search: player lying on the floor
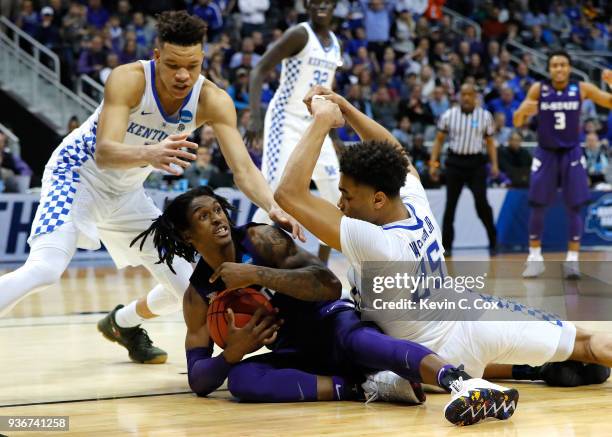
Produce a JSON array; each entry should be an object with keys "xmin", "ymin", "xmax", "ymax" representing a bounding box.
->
[
  {"xmin": 273, "ymin": 86, "xmax": 612, "ymax": 397},
  {"xmin": 131, "ymin": 186, "xmax": 518, "ymax": 426}
]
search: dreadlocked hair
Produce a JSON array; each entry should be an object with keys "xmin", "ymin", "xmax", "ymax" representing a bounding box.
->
[{"xmin": 130, "ymin": 186, "xmax": 236, "ymax": 274}]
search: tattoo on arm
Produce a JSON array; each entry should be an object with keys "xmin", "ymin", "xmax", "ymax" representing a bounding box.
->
[{"xmin": 251, "ymin": 226, "xmax": 342, "ymax": 301}]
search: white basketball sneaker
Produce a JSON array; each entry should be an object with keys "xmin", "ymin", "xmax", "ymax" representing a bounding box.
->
[
  {"xmin": 361, "ymin": 371, "xmax": 426, "ymax": 405},
  {"xmin": 522, "ymin": 254, "xmax": 545, "ymax": 278},
  {"xmin": 444, "ymin": 377, "xmax": 519, "ymax": 426}
]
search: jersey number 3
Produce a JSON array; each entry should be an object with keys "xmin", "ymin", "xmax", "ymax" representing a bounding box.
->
[{"xmin": 553, "ymin": 112, "xmax": 566, "ymax": 130}]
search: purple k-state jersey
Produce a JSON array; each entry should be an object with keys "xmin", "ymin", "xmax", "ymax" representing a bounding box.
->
[{"xmin": 537, "ymin": 81, "xmax": 582, "ymax": 149}]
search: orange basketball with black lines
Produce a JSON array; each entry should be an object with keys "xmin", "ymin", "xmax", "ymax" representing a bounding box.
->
[{"xmin": 207, "ymin": 288, "xmax": 274, "ymax": 349}]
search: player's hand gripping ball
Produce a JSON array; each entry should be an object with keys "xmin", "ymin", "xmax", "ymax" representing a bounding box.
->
[{"xmin": 207, "ymin": 288, "xmax": 274, "ymax": 348}]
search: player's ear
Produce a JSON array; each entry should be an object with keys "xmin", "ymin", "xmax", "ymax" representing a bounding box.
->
[
  {"xmin": 373, "ymin": 191, "xmax": 387, "ymax": 210},
  {"xmin": 153, "ymin": 47, "xmax": 161, "ymax": 62}
]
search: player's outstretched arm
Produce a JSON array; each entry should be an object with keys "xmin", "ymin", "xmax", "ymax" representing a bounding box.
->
[
  {"xmin": 203, "ymin": 84, "xmax": 304, "ymax": 241},
  {"xmin": 246, "ymin": 26, "xmax": 307, "ymax": 145},
  {"xmin": 95, "ymin": 64, "xmax": 198, "ymax": 174},
  {"xmin": 275, "ymin": 98, "xmax": 345, "ymax": 250},
  {"xmin": 513, "ymin": 82, "xmax": 540, "ymax": 127},
  {"xmin": 581, "ymin": 70, "xmax": 612, "ymax": 108},
  {"xmin": 209, "ymin": 225, "xmax": 342, "ymax": 301}
]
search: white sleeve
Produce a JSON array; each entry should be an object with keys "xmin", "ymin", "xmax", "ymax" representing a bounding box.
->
[
  {"xmin": 340, "ymin": 216, "xmax": 393, "ymax": 264},
  {"xmin": 437, "ymin": 109, "xmax": 450, "ymax": 132},
  {"xmin": 400, "ymin": 173, "xmax": 428, "ymax": 206}
]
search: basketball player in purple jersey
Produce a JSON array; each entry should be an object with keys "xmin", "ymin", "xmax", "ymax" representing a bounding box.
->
[
  {"xmin": 514, "ymin": 51, "xmax": 612, "ymax": 278},
  {"xmin": 133, "ymin": 186, "xmax": 518, "ymax": 426}
]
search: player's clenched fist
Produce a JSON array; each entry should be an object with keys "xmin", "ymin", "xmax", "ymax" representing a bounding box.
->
[
  {"xmin": 311, "ymin": 97, "xmax": 345, "ymax": 129},
  {"xmin": 303, "ymin": 85, "xmax": 347, "ymax": 115},
  {"xmin": 145, "ymin": 133, "xmax": 198, "ymax": 175}
]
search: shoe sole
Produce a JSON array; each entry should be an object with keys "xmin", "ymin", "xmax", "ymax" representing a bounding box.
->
[
  {"xmin": 565, "ymin": 273, "xmax": 581, "ymax": 280},
  {"xmin": 444, "ymin": 388, "xmax": 519, "ymax": 426},
  {"xmin": 97, "ymin": 323, "xmax": 168, "ymax": 364}
]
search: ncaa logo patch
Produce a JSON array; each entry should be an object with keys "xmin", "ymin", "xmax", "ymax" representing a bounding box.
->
[
  {"xmin": 179, "ymin": 110, "xmax": 193, "ymax": 123},
  {"xmin": 585, "ymin": 193, "xmax": 612, "ymax": 240}
]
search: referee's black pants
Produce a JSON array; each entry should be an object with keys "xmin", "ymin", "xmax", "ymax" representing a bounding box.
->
[{"xmin": 442, "ymin": 155, "xmax": 496, "ymax": 252}]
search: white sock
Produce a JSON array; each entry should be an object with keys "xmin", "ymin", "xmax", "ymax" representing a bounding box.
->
[
  {"xmin": 566, "ymin": 251, "xmax": 579, "ymax": 262},
  {"xmin": 114, "ymin": 300, "xmax": 144, "ymax": 328},
  {"xmin": 528, "ymin": 246, "xmax": 542, "ymax": 259}
]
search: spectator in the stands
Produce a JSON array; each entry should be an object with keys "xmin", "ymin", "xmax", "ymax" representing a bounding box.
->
[
  {"xmin": 487, "ymin": 86, "xmax": 519, "ymax": 128},
  {"xmin": 392, "ymin": 10, "xmax": 415, "ymax": 55},
  {"xmin": 192, "ymin": 0, "xmax": 223, "ymax": 41},
  {"xmin": 428, "ymin": 85, "xmax": 449, "ymax": 119},
  {"xmin": 238, "ymin": 0, "xmax": 269, "ymax": 37},
  {"xmin": 587, "ymin": 25, "xmax": 609, "ymax": 51},
  {"xmin": 116, "ymin": 0, "xmax": 131, "ymax": 27},
  {"xmin": 67, "ymin": 116, "xmax": 79, "ymax": 133},
  {"xmin": 379, "ymin": 62, "xmax": 402, "ymax": 98},
  {"xmin": 523, "ymin": 7, "xmax": 547, "ymax": 27},
  {"xmin": 548, "ymin": 2, "xmax": 572, "ymax": 39},
  {"xmin": 485, "ymin": 40, "xmax": 500, "ymax": 71},
  {"xmin": 493, "ymin": 112, "xmax": 512, "ymax": 147},
  {"xmin": 584, "ymin": 133, "xmax": 608, "ymax": 185},
  {"xmin": 359, "ymin": 0, "xmax": 394, "ymax": 61},
  {"xmin": 183, "ymin": 144, "xmax": 220, "ymax": 189},
  {"xmin": 206, "ymin": 51, "xmax": 229, "ymax": 89},
  {"xmin": 227, "ymin": 68, "xmax": 250, "ymax": 111},
  {"xmin": 100, "ymin": 52, "xmax": 119, "ymax": 83},
  {"xmin": 498, "ymin": 131, "xmax": 532, "ymax": 188},
  {"xmin": 410, "ymin": 133, "xmax": 430, "ymax": 176},
  {"xmin": 465, "ymin": 53, "xmax": 486, "ymax": 82},
  {"xmin": 129, "ymin": 12, "xmax": 155, "ymax": 52},
  {"xmin": 86, "ymin": 0, "xmax": 109, "ymax": 30},
  {"xmin": 16, "ymin": 0, "xmax": 39, "ymax": 37},
  {"xmin": 77, "ymin": 35, "xmax": 108, "ymax": 79},
  {"xmin": 0, "ymin": 132, "xmax": 31, "ymax": 178},
  {"xmin": 229, "ymin": 37, "xmax": 261, "ymax": 69},
  {"xmin": 398, "ymin": 84, "xmax": 434, "ymax": 133},
  {"xmin": 61, "ymin": 2, "xmax": 88, "ymax": 56},
  {"xmin": 482, "ymin": 7, "xmax": 506, "ymax": 40},
  {"xmin": 120, "ymin": 37, "xmax": 139, "ymax": 64},
  {"xmin": 391, "ymin": 115, "xmax": 413, "ymax": 149},
  {"xmin": 507, "ymin": 62, "xmax": 534, "ymax": 100},
  {"xmin": 37, "ymin": 6, "xmax": 61, "ymax": 51},
  {"xmin": 565, "ymin": 0, "xmax": 581, "ymax": 22},
  {"xmin": 420, "ymin": 64, "xmax": 436, "ymax": 98},
  {"xmin": 346, "ymin": 27, "xmax": 368, "ymax": 57},
  {"xmin": 438, "ymin": 62, "xmax": 457, "ymax": 95},
  {"xmin": 372, "ymin": 86, "xmax": 397, "ymax": 130}
]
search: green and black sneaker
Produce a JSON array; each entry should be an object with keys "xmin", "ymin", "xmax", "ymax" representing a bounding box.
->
[{"xmin": 97, "ymin": 304, "xmax": 168, "ymax": 364}]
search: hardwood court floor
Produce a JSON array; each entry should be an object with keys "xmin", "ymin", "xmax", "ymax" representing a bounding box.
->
[{"xmin": 1, "ymin": 251, "xmax": 612, "ymax": 436}]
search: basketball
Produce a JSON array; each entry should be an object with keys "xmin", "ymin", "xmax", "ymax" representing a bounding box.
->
[{"xmin": 207, "ymin": 288, "xmax": 274, "ymax": 349}]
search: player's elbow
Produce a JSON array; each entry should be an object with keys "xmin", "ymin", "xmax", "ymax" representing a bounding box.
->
[
  {"xmin": 94, "ymin": 141, "xmax": 112, "ymax": 168},
  {"xmin": 273, "ymin": 185, "xmax": 296, "ymax": 212},
  {"xmin": 313, "ymin": 267, "xmax": 342, "ymax": 301}
]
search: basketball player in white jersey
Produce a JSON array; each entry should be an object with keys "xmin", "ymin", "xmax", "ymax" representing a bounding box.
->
[
  {"xmin": 275, "ymin": 86, "xmax": 612, "ymax": 422},
  {"xmin": 246, "ymin": 0, "xmax": 342, "ymax": 261},
  {"xmin": 0, "ymin": 11, "xmax": 301, "ymax": 364}
]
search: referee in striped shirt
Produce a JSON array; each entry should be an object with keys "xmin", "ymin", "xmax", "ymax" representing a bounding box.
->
[{"xmin": 429, "ymin": 83, "xmax": 499, "ymax": 256}]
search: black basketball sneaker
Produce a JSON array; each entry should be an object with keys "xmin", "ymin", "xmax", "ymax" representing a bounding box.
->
[{"xmin": 97, "ymin": 304, "xmax": 168, "ymax": 364}]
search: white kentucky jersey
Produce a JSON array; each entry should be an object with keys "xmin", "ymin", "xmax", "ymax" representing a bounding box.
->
[
  {"xmin": 340, "ymin": 174, "xmax": 455, "ymax": 350},
  {"xmin": 47, "ymin": 59, "xmax": 204, "ymax": 196},
  {"xmin": 269, "ymin": 22, "xmax": 342, "ymax": 118}
]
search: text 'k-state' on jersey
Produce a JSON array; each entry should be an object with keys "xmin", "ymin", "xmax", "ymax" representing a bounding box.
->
[
  {"xmin": 537, "ymin": 81, "xmax": 581, "ymax": 150},
  {"xmin": 269, "ymin": 22, "xmax": 342, "ymax": 118},
  {"xmin": 45, "ymin": 60, "xmax": 204, "ymax": 195}
]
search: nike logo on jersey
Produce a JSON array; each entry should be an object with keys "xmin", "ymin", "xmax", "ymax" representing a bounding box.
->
[
  {"xmin": 570, "ymin": 160, "xmax": 580, "ymax": 167},
  {"xmin": 141, "ymin": 111, "xmax": 154, "ymax": 116}
]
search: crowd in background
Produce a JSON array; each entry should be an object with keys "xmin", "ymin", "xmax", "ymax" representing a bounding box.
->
[{"xmin": 1, "ymin": 0, "xmax": 612, "ymax": 192}]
